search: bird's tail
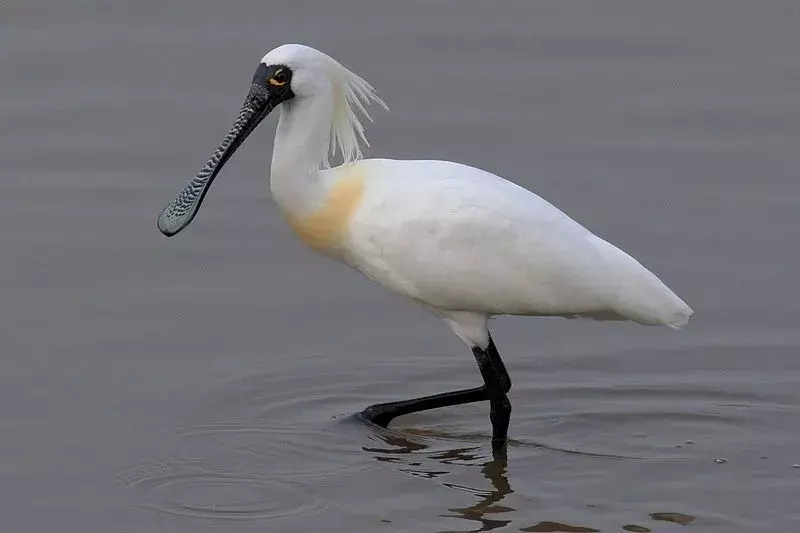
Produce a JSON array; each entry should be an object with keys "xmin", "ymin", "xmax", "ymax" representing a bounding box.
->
[{"xmin": 593, "ymin": 236, "xmax": 694, "ymax": 328}]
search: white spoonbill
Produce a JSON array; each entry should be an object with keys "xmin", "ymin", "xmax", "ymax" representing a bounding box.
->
[{"xmin": 158, "ymin": 44, "xmax": 693, "ymax": 447}]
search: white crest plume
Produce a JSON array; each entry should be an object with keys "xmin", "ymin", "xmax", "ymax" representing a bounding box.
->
[{"xmin": 324, "ymin": 56, "xmax": 388, "ymax": 168}]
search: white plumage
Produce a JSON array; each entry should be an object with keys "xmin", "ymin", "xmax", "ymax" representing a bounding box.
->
[{"xmin": 344, "ymin": 160, "xmax": 689, "ymax": 321}]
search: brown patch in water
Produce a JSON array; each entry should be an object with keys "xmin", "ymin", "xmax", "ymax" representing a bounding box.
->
[
  {"xmin": 649, "ymin": 512, "xmax": 696, "ymax": 525},
  {"xmin": 521, "ymin": 521, "xmax": 600, "ymax": 532}
]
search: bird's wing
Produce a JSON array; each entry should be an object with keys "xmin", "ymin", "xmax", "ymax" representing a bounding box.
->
[{"xmin": 343, "ymin": 159, "xmax": 692, "ymax": 327}]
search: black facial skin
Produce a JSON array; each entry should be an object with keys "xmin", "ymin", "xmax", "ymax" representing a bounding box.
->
[
  {"xmin": 157, "ymin": 63, "xmax": 295, "ymax": 237},
  {"xmin": 252, "ymin": 63, "xmax": 295, "ymax": 100}
]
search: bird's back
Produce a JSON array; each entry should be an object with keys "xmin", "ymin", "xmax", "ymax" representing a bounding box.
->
[{"xmin": 330, "ymin": 158, "xmax": 692, "ymax": 328}]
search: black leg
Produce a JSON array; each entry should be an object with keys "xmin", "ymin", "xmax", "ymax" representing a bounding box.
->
[
  {"xmin": 360, "ymin": 385, "xmax": 489, "ymax": 427},
  {"xmin": 487, "ymin": 335, "xmax": 511, "ymax": 393},
  {"xmin": 472, "ymin": 343, "xmax": 512, "ymax": 446},
  {"xmin": 360, "ymin": 334, "xmax": 512, "ymax": 446}
]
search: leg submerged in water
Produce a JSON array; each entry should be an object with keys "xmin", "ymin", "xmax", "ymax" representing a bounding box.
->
[{"xmin": 360, "ymin": 334, "xmax": 512, "ymax": 445}]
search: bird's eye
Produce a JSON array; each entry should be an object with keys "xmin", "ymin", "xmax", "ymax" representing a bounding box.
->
[{"xmin": 269, "ymin": 69, "xmax": 289, "ymax": 87}]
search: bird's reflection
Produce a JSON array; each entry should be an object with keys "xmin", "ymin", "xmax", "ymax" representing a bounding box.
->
[
  {"xmin": 440, "ymin": 446, "xmax": 513, "ymax": 532},
  {"xmin": 363, "ymin": 430, "xmax": 514, "ymax": 532}
]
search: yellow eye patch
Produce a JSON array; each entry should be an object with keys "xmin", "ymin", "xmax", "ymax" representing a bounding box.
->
[{"xmin": 269, "ymin": 69, "xmax": 288, "ymax": 86}]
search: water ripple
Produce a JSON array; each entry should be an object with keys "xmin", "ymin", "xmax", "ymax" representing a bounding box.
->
[{"xmin": 118, "ymin": 461, "xmax": 327, "ymax": 521}]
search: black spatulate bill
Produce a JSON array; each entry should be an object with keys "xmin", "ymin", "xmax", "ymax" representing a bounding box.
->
[{"xmin": 157, "ymin": 84, "xmax": 272, "ymax": 237}]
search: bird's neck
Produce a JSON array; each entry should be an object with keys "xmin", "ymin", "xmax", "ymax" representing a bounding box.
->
[{"xmin": 269, "ymin": 95, "xmax": 334, "ymax": 215}]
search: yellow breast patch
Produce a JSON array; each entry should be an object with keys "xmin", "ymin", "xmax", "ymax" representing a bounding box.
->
[{"xmin": 285, "ymin": 167, "xmax": 366, "ymax": 254}]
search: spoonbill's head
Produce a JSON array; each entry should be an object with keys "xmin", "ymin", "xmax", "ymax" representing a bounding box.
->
[
  {"xmin": 157, "ymin": 44, "xmax": 385, "ymax": 237},
  {"xmin": 259, "ymin": 44, "xmax": 336, "ymax": 100}
]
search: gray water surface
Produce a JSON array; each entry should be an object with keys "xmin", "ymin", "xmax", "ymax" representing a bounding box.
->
[{"xmin": 3, "ymin": 1, "xmax": 800, "ymax": 531}]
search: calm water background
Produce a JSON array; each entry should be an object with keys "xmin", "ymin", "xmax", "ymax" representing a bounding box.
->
[{"xmin": 2, "ymin": 1, "xmax": 800, "ymax": 531}]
